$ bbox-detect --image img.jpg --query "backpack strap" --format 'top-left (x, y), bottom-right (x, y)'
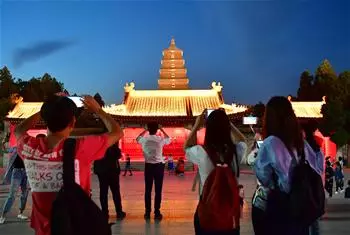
top-left (63, 138), bottom-right (77, 189)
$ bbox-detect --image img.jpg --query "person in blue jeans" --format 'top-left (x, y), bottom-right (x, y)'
top-left (0, 148), bottom-right (29, 224)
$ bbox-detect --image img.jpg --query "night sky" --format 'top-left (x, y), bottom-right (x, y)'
top-left (1, 0), bottom-right (349, 105)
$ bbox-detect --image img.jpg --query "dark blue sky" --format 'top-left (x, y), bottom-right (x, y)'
top-left (1, 0), bottom-right (349, 105)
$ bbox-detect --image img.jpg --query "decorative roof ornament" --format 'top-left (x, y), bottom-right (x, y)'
top-left (10, 94), bottom-right (23, 104)
top-left (211, 82), bottom-right (223, 92)
top-left (170, 37), bottom-right (176, 49)
top-left (124, 82), bottom-right (135, 93)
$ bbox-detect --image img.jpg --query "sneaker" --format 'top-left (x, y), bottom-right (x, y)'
top-left (154, 213), bottom-right (163, 221)
top-left (0, 217), bottom-right (5, 224)
top-left (116, 211), bottom-right (126, 221)
top-left (17, 214), bottom-right (28, 220)
top-left (144, 213), bottom-right (151, 220)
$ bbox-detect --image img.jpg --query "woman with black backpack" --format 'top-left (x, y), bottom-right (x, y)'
top-left (184, 109), bottom-right (247, 235)
top-left (301, 121), bottom-right (325, 235)
top-left (252, 96), bottom-right (324, 235)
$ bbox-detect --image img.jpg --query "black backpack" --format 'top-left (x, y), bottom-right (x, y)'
top-left (266, 148), bottom-right (325, 229)
top-left (288, 150), bottom-right (325, 226)
top-left (51, 139), bottom-right (111, 235)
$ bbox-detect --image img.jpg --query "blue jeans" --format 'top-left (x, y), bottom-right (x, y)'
top-left (1, 168), bottom-right (29, 215)
top-left (310, 219), bottom-right (320, 235)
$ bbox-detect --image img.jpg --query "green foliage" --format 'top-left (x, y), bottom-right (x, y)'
top-left (296, 60), bottom-right (350, 147)
top-left (297, 71), bottom-right (314, 101)
top-left (93, 93), bottom-right (105, 107)
top-left (252, 102), bottom-right (265, 118)
top-left (0, 66), bottom-right (66, 129)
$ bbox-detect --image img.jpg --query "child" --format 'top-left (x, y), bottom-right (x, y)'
top-left (334, 162), bottom-right (344, 193)
top-left (325, 160), bottom-right (334, 197)
top-left (175, 157), bottom-right (185, 176)
top-left (123, 155), bottom-right (133, 176)
top-left (167, 155), bottom-right (175, 175)
top-left (345, 180), bottom-right (350, 199)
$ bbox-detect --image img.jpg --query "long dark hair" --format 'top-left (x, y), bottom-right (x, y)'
top-left (203, 109), bottom-right (236, 164)
top-left (301, 120), bottom-right (321, 153)
top-left (263, 96), bottom-right (304, 154)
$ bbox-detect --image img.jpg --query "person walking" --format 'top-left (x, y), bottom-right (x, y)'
top-left (123, 154), bottom-right (133, 176)
top-left (0, 143), bottom-right (34, 224)
top-left (301, 121), bottom-right (325, 235)
top-left (325, 160), bottom-right (334, 198)
top-left (252, 96), bottom-right (324, 235)
top-left (334, 162), bottom-right (344, 194)
top-left (184, 109), bottom-right (247, 235)
top-left (94, 143), bottom-right (126, 221)
top-left (136, 122), bottom-right (170, 221)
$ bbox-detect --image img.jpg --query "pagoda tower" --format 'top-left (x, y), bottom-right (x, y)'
top-left (158, 38), bottom-right (189, 89)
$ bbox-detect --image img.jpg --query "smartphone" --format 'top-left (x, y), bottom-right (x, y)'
top-left (243, 116), bottom-right (257, 125)
top-left (206, 109), bottom-right (215, 118)
top-left (257, 141), bottom-right (263, 149)
top-left (68, 96), bottom-right (84, 108)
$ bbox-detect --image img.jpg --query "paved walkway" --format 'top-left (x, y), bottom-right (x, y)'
top-left (0, 171), bottom-right (350, 234)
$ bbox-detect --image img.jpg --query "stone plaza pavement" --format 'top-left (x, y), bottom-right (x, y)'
top-left (0, 170), bottom-right (350, 235)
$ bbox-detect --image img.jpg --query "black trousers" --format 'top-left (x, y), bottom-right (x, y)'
top-left (144, 163), bottom-right (165, 215)
top-left (97, 172), bottom-right (123, 217)
top-left (252, 205), bottom-right (309, 235)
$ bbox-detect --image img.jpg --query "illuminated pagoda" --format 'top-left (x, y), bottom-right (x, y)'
top-left (5, 38), bottom-right (248, 160)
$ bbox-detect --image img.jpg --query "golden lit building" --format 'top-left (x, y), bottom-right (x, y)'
top-left (6, 38), bottom-right (248, 159)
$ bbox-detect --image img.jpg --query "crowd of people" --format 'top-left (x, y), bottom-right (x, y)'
top-left (0, 95), bottom-right (349, 235)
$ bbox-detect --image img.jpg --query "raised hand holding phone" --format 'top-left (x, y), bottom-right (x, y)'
top-left (82, 95), bottom-right (102, 113)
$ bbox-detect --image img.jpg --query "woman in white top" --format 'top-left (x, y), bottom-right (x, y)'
top-left (252, 96), bottom-right (324, 235)
top-left (184, 109), bottom-right (247, 235)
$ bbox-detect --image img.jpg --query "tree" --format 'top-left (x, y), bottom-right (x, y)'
top-left (252, 102), bottom-right (265, 119)
top-left (313, 59), bottom-right (337, 100)
top-left (319, 70), bottom-right (350, 147)
top-left (297, 71), bottom-right (314, 101)
top-left (94, 93), bottom-right (105, 107)
top-left (0, 66), bottom-right (19, 99)
top-left (0, 66), bottom-right (66, 129)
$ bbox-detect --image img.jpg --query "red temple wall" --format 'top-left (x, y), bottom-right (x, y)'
top-left (120, 127), bottom-right (205, 161)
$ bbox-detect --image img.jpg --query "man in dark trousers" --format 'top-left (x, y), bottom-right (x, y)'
top-left (94, 143), bottom-right (126, 221)
top-left (136, 123), bottom-right (171, 221)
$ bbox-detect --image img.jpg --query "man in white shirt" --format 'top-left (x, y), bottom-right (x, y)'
top-left (136, 123), bottom-right (170, 220)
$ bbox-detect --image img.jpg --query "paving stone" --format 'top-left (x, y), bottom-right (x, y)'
top-left (0, 171), bottom-right (349, 234)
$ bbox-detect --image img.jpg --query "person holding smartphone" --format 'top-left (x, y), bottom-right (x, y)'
top-left (13, 95), bottom-right (123, 235)
top-left (136, 123), bottom-right (171, 220)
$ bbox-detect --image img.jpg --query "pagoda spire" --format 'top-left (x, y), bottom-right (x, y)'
top-left (158, 38), bottom-right (189, 90)
top-left (170, 37), bottom-right (176, 48)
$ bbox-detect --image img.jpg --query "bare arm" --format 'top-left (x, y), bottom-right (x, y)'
top-left (184, 112), bottom-right (205, 150)
top-left (159, 128), bottom-right (169, 138)
top-left (83, 96), bottom-right (123, 146)
top-left (15, 112), bottom-right (41, 140)
top-left (95, 109), bottom-right (123, 146)
top-left (230, 122), bottom-right (246, 143)
top-left (136, 129), bottom-right (147, 142)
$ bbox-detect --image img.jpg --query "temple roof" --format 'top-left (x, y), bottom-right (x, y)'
top-left (6, 82), bottom-right (247, 122)
top-left (105, 82), bottom-right (246, 116)
top-left (289, 96), bottom-right (325, 118)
